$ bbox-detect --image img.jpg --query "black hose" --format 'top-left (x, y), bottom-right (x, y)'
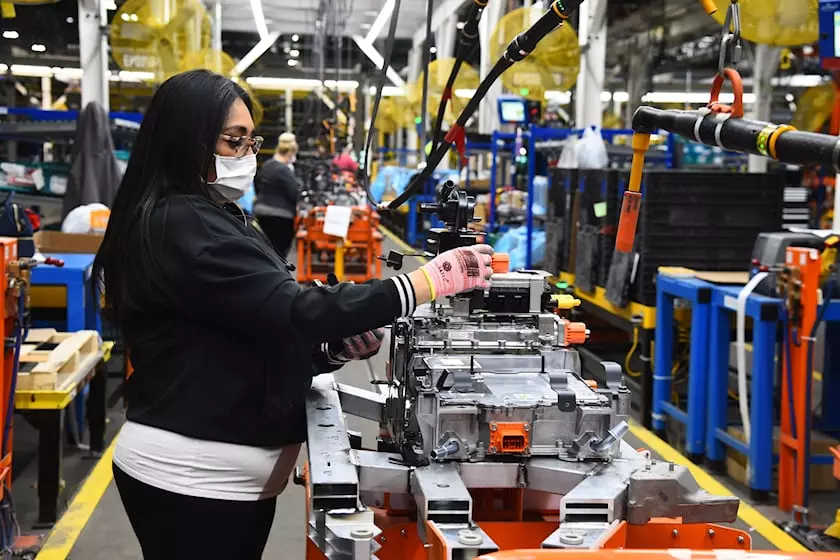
top-left (419, 0), bottom-right (434, 160)
top-left (387, 59), bottom-right (509, 210)
top-left (386, 0), bottom-right (584, 210)
top-left (360, 0), bottom-right (403, 206)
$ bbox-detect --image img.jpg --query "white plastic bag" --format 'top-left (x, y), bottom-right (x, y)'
top-left (556, 134), bottom-right (579, 168)
top-left (577, 126), bottom-right (609, 169)
top-left (62, 203), bottom-right (110, 233)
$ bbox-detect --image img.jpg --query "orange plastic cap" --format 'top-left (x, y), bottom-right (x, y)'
top-left (491, 253), bottom-right (510, 274)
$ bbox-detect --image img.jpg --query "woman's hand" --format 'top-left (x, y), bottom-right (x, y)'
top-left (336, 328), bottom-right (385, 360)
top-left (414, 244), bottom-right (495, 300)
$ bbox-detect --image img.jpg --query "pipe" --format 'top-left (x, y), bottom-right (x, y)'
top-left (430, 439), bottom-right (460, 460)
top-left (735, 272), bottom-right (768, 443)
top-left (590, 421), bottom-right (629, 452)
top-left (632, 107), bottom-right (840, 171)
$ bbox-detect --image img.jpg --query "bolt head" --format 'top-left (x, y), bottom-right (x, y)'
top-left (351, 528), bottom-right (374, 539)
top-left (737, 535), bottom-right (745, 544)
top-left (400, 528), bottom-right (407, 536)
top-left (490, 423), bottom-right (497, 431)
top-left (707, 529), bottom-right (715, 537)
top-left (524, 424), bottom-right (530, 431)
top-left (489, 446), bottom-right (497, 453)
top-left (672, 529), bottom-right (679, 537)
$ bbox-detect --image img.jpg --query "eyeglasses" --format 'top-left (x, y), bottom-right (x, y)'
top-left (219, 134), bottom-right (264, 157)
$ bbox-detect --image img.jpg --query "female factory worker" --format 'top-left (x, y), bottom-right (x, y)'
top-left (93, 69), bottom-right (494, 560)
top-left (253, 132), bottom-right (300, 257)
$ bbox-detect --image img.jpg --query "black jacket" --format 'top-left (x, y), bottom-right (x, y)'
top-left (254, 159), bottom-right (298, 219)
top-left (122, 195), bottom-right (417, 447)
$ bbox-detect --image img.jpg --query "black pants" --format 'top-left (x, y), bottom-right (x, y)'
top-left (113, 464), bottom-right (276, 559)
top-left (257, 215), bottom-right (296, 258)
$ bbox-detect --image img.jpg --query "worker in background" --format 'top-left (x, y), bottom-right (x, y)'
top-left (92, 69), bottom-right (495, 560)
top-left (253, 132), bottom-right (299, 257)
top-left (332, 141), bottom-right (359, 174)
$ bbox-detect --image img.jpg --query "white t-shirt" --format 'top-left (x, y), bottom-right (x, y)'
top-left (113, 421), bottom-right (300, 501)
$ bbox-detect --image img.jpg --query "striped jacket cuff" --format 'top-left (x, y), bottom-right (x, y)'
top-left (321, 341), bottom-right (350, 366)
top-left (388, 275), bottom-right (417, 317)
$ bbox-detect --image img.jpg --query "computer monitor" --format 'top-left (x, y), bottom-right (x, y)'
top-left (498, 97), bottom-right (527, 124)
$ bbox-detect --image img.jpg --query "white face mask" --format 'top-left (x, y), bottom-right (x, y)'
top-left (207, 153), bottom-right (257, 201)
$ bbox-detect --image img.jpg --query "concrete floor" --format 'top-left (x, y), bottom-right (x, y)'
top-left (23, 236), bottom-right (838, 558)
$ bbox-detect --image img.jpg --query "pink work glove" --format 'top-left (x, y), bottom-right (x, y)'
top-left (335, 328), bottom-right (386, 361)
top-left (420, 244), bottom-right (494, 299)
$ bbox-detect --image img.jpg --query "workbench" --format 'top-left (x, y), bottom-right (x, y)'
top-left (30, 253), bottom-right (101, 333)
top-left (15, 341), bottom-right (109, 526)
top-left (705, 285), bottom-right (840, 500)
top-left (557, 271), bottom-right (656, 427)
top-left (653, 273), bottom-right (713, 462)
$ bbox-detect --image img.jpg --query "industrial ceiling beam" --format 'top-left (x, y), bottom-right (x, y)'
top-left (232, 31), bottom-right (282, 77)
top-left (249, 0), bottom-right (270, 40)
top-left (352, 35), bottom-right (406, 88)
top-left (412, 0), bottom-right (467, 47)
top-left (364, 0), bottom-right (396, 43)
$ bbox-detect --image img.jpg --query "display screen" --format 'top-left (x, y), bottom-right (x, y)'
top-left (499, 100), bottom-right (527, 123)
top-left (835, 12), bottom-right (840, 57)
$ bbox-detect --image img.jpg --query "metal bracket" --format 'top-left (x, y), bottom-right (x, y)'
top-left (547, 369), bottom-right (577, 412)
top-left (626, 461), bottom-right (740, 524)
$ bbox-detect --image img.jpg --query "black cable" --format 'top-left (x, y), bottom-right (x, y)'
top-left (419, 0), bottom-right (434, 160)
top-left (359, 0), bottom-right (402, 206)
top-left (387, 59), bottom-right (509, 209)
top-left (387, 0), bottom-right (585, 210)
top-left (430, 0), bottom-right (486, 152)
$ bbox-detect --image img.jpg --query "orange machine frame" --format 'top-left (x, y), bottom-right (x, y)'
top-left (302, 462), bottom-right (762, 560)
top-left (0, 238), bottom-right (19, 502)
top-left (778, 246), bottom-right (821, 516)
top-left (295, 205), bottom-right (383, 283)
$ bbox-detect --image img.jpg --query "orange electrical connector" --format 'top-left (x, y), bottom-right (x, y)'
top-left (489, 422), bottom-right (529, 454)
top-left (564, 321), bottom-right (588, 345)
top-left (491, 253), bottom-right (510, 274)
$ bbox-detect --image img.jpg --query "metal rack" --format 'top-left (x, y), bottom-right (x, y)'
top-left (488, 127), bottom-right (677, 269)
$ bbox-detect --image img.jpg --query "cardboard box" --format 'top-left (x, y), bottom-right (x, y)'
top-left (726, 426), bottom-right (839, 492)
top-left (35, 230), bottom-right (103, 254)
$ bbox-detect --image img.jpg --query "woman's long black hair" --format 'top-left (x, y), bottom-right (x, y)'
top-left (93, 69), bottom-right (253, 324)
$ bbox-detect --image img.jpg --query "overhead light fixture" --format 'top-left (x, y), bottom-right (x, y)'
top-left (246, 77), bottom-right (359, 90)
top-left (130, 13), bottom-right (138, 22)
top-left (360, 23), bottom-right (372, 29)
top-left (364, 10), bottom-right (379, 16)
top-left (364, 0), bottom-right (395, 43)
top-left (105, 0), bottom-right (117, 9)
top-left (2, 30), bottom-right (18, 40)
top-left (367, 85), bottom-right (404, 97)
top-left (612, 91), bottom-right (630, 103)
top-left (430, 46), bottom-right (437, 54)
top-left (66, 16), bottom-right (74, 24)
top-left (287, 59), bottom-right (299, 67)
top-left (31, 44), bottom-right (46, 53)
top-left (456, 22), bottom-right (465, 30)
top-left (292, 34), bottom-right (300, 42)
top-left (290, 49), bottom-right (300, 57)
top-left (120, 13), bottom-right (130, 21)
top-left (249, 0), bottom-right (270, 40)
